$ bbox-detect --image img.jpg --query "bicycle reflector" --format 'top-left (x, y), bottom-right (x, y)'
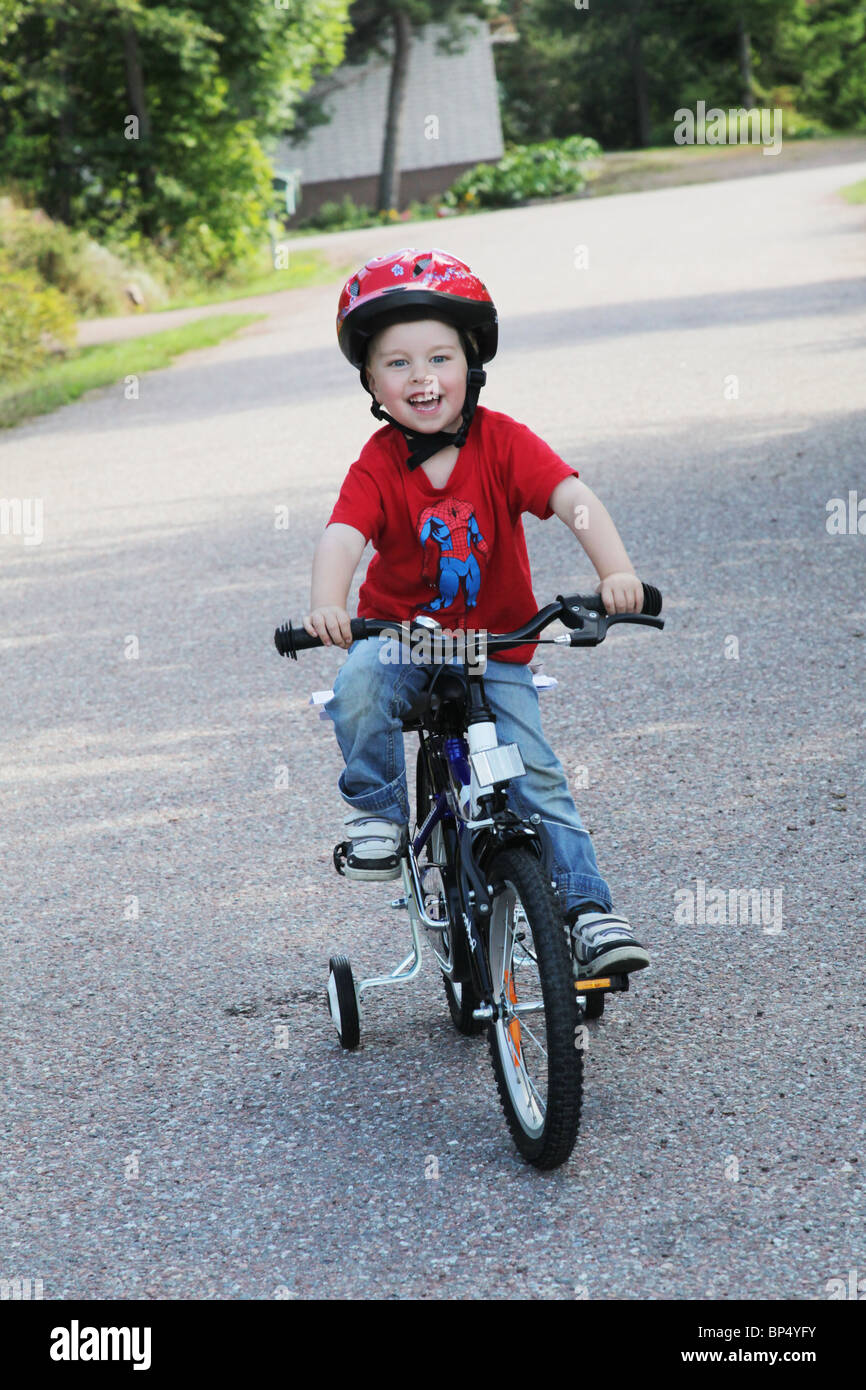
top-left (469, 743), bottom-right (526, 787)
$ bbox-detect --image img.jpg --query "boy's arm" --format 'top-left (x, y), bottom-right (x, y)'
top-left (548, 476), bottom-right (643, 614)
top-left (304, 522), bottom-right (367, 647)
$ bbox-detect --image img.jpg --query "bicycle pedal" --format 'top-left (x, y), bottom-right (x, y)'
top-left (390, 896), bottom-right (408, 909)
top-left (333, 841), bottom-right (349, 876)
top-left (574, 973), bottom-right (629, 994)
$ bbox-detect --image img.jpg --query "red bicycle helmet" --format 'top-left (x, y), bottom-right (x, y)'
top-left (336, 248), bottom-right (498, 469)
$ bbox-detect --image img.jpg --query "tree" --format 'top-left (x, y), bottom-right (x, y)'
top-left (0, 1), bottom-right (353, 268)
top-left (0, 0), bottom-right (26, 42)
top-left (793, 0), bottom-right (866, 130)
top-left (494, 0), bottom-right (805, 151)
top-left (337, 0), bottom-right (498, 211)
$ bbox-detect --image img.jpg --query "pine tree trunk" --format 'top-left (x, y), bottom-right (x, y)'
top-left (378, 10), bottom-right (412, 212)
top-left (737, 14), bottom-right (755, 109)
top-left (122, 23), bottom-right (156, 235)
top-left (627, 2), bottom-right (651, 148)
top-left (55, 19), bottom-right (73, 223)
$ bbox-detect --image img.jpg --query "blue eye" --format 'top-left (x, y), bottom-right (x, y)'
top-left (386, 354), bottom-right (449, 367)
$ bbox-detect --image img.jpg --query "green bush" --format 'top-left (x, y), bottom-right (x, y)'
top-left (780, 109), bottom-right (831, 140)
top-left (0, 252), bottom-right (76, 381)
top-left (443, 135), bottom-right (602, 210)
top-left (293, 140), bottom-right (605, 230)
top-left (296, 194), bottom-right (376, 231)
top-left (295, 193), bottom-right (460, 234)
top-left (686, 103), bottom-right (831, 147)
top-left (0, 196), bottom-right (167, 315)
top-left (155, 122), bottom-right (275, 285)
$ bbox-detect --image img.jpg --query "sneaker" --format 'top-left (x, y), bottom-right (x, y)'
top-left (340, 810), bottom-right (407, 882)
top-left (566, 903), bottom-right (650, 978)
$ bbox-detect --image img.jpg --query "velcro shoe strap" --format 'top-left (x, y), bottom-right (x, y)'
top-left (343, 814), bottom-right (404, 849)
top-left (573, 913), bottom-right (635, 946)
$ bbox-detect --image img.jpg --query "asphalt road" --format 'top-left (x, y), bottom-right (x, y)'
top-left (2, 161), bottom-right (865, 1301)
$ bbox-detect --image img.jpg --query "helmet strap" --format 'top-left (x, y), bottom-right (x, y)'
top-left (367, 365), bottom-right (487, 471)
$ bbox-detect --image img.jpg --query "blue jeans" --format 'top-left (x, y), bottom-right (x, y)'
top-left (323, 637), bottom-right (612, 916)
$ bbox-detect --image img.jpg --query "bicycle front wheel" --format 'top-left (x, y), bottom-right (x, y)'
top-left (485, 847), bottom-right (583, 1169)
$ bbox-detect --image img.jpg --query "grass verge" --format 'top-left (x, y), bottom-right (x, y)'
top-left (583, 135), bottom-right (866, 199)
top-left (840, 178), bottom-right (866, 204)
top-left (159, 247), bottom-right (343, 310)
top-left (0, 312), bottom-right (263, 430)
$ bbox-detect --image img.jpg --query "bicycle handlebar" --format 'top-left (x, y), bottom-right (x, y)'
top-left (274, 584), bottom-right (663, 660)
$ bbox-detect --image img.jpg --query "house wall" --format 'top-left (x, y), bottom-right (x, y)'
top-left (277, 16), bottom-right (503, 224)
top-left (286, 160), bottom-right (478, 225)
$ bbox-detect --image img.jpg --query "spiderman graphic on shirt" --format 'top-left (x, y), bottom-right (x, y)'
top-left (417, 496), bottom-right (489, 611)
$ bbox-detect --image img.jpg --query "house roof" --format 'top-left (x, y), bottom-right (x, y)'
top-left (277, 16), bottom-right (504, 183)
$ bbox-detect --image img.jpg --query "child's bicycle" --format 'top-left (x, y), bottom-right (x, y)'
top-left (274, 586), bottom-right (664, 1169)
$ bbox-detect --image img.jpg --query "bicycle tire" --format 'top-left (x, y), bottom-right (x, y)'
top-left (415, 744), bottom-right (484, 1036)
top-left (485, 846), bottom-right (583, 1169)
top-left (326, 954), bottom-right (360, 1050)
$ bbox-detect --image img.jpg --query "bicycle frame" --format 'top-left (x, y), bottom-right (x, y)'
top-left (353, 666), bottom-right (544, 1017)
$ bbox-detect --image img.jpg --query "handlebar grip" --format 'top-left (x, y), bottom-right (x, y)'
top-left (574, 583), bottom-right (663, 618)
top-left (640, 583), bottom-right (662, 617)
top-left (274, 616), bottom-right (368, 659)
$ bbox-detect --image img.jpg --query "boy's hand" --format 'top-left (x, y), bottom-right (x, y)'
top-left (596, 572), bottom-right (643, 615)
top-left (303, 606), bottom-right (354, 648)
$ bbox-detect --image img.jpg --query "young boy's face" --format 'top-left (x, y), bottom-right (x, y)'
top-left (364, 319), bottom-right (468, 436)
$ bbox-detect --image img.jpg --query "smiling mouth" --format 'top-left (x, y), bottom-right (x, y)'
top-left (407, 393), bottom-right (441, 413)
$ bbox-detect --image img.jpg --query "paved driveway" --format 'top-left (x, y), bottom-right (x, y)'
top-left (2, 161), bottom-right (865, 1299)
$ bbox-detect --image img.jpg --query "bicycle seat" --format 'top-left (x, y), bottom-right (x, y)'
top-left (408, 667), bottom-right (472, 733)
top-left (400, 687), bottom-right (431, 730)
top-left (399, 667), bottom-right (471, 731)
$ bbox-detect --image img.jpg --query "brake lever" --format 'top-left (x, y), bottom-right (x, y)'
top-left (567, 612), bottom-right (665, 646)
top-left (555, 596), bottom-right (599, 630)
top-left (605, 613), bottom-right (665, 630)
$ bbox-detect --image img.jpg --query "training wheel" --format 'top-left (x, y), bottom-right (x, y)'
top-left (327, 954), bottom-right (360, 1049)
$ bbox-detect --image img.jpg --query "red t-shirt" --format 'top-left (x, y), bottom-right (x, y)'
top-left (327, 405), bottom-right (578, 663)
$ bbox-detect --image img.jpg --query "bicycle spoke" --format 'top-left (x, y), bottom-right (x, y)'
top-left (517, 1057), bottom-right (545, 1118)
top-left (516, 1015), bottom-right (548, 1060)
top-left (513, 943), bottom-right (537, 969)
top-left (505, 1030), bottom-right (539, 1109)
top-left (487, 861), bottom-right (574, 1149)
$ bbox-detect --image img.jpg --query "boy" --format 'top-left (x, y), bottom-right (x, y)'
top-left (302, 248), bottom-right (648, 978)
